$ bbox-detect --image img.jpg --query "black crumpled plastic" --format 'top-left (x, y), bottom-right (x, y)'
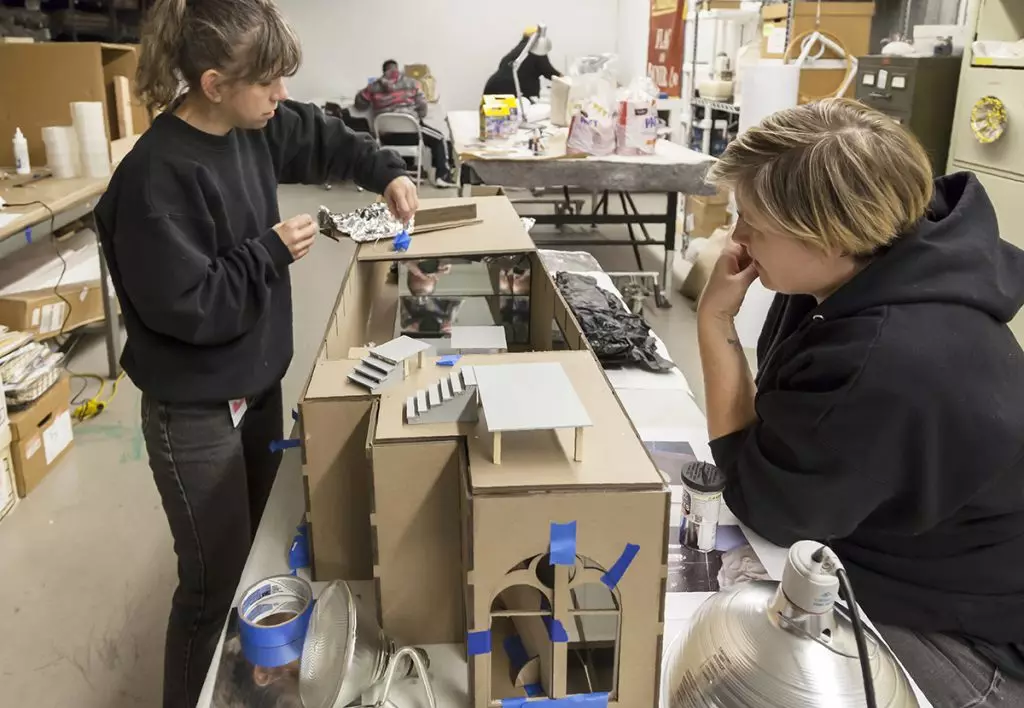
top-left (555, 272), bottom-right (674, 372)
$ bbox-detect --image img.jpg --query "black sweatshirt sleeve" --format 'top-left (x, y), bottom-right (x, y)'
top-left (113, 211), bottom-right (292, 346)
top-left (710, 329), bottom-right (902, 547)
top-left (263, 99), bottom-right (406, 192)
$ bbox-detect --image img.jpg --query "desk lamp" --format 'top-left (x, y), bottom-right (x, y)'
top-left (512, 24), bottom-right (552, 123)
top-left (664, 541), bottom-right (920, 707)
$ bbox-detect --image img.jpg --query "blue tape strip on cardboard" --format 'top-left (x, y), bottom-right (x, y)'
top-left (502, 635), bottom-right (544, 697)
top-left (437, 354), bottom-right (462, 367)
top-left (600, 543), bottom-right (640, 590)
top-left (269, 438), bottom-right (301, 453)
top-left (501, 692), bottom-right (609, 707)
top-left (237, 575), bottom-right (314, 668)
top-left (542, 616), bottom-right (569, 643)
top-left (549, 521), bottom-right (577, 566)
top-left (467, 629), bottom-right (492, 656)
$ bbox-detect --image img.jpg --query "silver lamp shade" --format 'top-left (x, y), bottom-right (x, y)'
top-left (665, 542), bottom-right (920, 708)
top-left (299, 580), bottom-right (435, 708)
top-left (530, 25), bottom-right (553, 56)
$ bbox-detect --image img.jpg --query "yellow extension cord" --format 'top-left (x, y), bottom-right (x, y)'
top-left (70, 370), bottom-right (126, 423)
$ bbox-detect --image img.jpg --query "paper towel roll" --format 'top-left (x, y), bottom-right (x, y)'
top-left (738, 61), bottom-right (800, 134)
top-left (42, 126), bottom-right (81, 179)
top-left (71, 102), bottom-right (110, 178)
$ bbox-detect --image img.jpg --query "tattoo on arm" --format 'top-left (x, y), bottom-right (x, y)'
top-left (727, 337), bottom-right (743, 352)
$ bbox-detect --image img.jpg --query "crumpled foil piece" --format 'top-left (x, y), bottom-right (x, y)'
top-left (318, 203), bottom-right (415, 243)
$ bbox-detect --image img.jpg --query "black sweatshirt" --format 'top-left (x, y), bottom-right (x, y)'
top-left (95, 100), bottom-right (406, 403)
top-left (484, 37), bottom-right (561, 99)
top-left (711, 173), bottom-right (1024, 663)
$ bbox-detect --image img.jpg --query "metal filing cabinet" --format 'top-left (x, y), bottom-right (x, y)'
top-left (855, 55), bottom-right (962, 176)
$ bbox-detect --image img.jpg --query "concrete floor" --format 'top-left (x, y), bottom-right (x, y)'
top-left (0, 183), bottom-right (706, 707)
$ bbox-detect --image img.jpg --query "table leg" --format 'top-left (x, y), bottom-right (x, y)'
top-left (657, 192), bottom-right (679, 309)
top-left (94, 215), bottom-right (122, 379)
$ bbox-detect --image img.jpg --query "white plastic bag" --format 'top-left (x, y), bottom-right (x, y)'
top-left (615, 77), bottom-right (659, 156)
top-left (566, 72), bottom-right (617, 156)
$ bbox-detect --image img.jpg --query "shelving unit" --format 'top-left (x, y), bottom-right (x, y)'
top-left (0, 0), bottom-right (149, 43)
top-left (684, 3), bottom-right (761, 155)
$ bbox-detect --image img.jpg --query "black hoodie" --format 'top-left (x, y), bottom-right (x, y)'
top-left (95, 100), bottom-right (406, 403)
top-left (711, 173), bottom-right (1024, 663)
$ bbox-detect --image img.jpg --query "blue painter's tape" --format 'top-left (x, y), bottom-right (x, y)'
top-left (543, 616), bottom-right (569, 643)
top-left (503, 635), bottom-right (530, 670)
top-left (601, 543), bottom-right (641, 590)
top-left (237, 575), bottom-right (314, 668)
top-left (525, 683), bottom-right (545, 697)
top-left (501, 693), bottom-right (609, 707)
top-left (291, 408), bottom-right (299, 421)
top-left (269, 438), bottom-right (301, 453)
top-left (288, 524), bottom-right (310, 571)
top-left (393, 230), bottom-right (412, 252)
top-left (467, 629), bottom-right (491, 656)
top-left (437, 354), bottom-right (462, 367)
top-left (24, 227), bottom-right (32, 244)
top-left (549, 521), bottom-right (577, 566)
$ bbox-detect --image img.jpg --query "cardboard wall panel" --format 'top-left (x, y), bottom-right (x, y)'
top-left (301, 397), bottom-right (375, 580)
top-left (370, 439), bottom-right (466, 645)
top-left (529, 253), bottom-right (555, 352)
top-left (468, 489), bottom-right (667, 707)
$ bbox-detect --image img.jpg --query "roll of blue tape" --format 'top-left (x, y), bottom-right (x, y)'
top-left (237, 575), bottom-right (314, 668)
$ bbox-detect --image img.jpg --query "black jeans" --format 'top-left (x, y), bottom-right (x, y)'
top-left (381, 122), bottom-right (453, 181)
top-left (879, 624), bottom-right (1024, 707)
top-left (141, 385), bottom-right (283, 708)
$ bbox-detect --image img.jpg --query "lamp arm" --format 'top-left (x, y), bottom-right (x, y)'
top-left (512, 33), bottom-right (539, 119)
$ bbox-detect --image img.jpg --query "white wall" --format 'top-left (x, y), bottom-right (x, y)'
top-left (277, 0), bottom-right (625, 111)
top-left (615, 0), bottom-right (651, 85)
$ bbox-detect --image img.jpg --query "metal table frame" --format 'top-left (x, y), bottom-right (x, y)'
top-left (0, 190), bottom-right (121, 379)
top-left (458, 165), bottom-right (683, 308)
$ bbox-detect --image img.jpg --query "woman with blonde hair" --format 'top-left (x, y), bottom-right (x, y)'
top-left (94, 1), bottom-right (415, 705)
top-left (698, 98), bottom-right (1024, 707)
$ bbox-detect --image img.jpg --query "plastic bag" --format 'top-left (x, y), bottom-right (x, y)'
top-left (615, 77), bottom-right (659, 156)
top-left (555, 272), bottom-right (674, 372)
top-left (566, 72), bottom-right (617, 157)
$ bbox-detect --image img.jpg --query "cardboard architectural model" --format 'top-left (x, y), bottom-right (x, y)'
top-left (346, 335), bottom-right (431, 391)
top-left (300, 196), bottom-right (669, 707)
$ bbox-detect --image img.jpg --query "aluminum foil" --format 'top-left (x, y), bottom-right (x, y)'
top-left (318, 203), bottom-right (414, 244)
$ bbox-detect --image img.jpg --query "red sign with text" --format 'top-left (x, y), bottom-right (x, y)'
top-left (648, 0), bottom-right (686, 97)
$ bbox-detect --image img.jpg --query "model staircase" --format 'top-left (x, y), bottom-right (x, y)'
top-left (405, 366), bottom-right (480, 425)
top-left (347, 352), bottom-right (402, 391)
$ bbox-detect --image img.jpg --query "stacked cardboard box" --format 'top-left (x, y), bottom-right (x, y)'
top-left (9, 374), bottom-right (72, 498)
top-left (685, 188), bottom-right (731, 238)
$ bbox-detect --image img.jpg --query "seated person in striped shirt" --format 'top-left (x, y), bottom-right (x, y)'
top-left (356, 60), bottom-right (455, 188)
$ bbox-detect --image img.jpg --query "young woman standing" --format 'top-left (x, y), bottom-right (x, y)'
top-left (94, 2), bottom-right (416, 705)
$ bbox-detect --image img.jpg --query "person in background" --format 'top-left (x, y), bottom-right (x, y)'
top-left (93, 1), bottom-right (415, 706)
top-left (483, 26), bottom-right (561, 100)
top-left (356, 59), bottom-right (455, 188)
top-left (698, 98), bottom-right (1024, 707)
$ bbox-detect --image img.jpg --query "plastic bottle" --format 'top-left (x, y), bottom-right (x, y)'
top-left (13, 127), bottom-right (30, 175)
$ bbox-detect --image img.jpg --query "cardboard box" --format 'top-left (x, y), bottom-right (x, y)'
top-left (10, 375), bottom-right (72, 498)
top-left (760, 2), bottom-right (875, 60)
top-left (681, 227), bottom-right (730, 301)
top-left (0, 425), bottom-right (16, 524)
top-left (299, 195), bottom-right (669, 706)
top-left (404, 64), bottom-right (438, 103)
top-left (685, 195), bottom-right (731, 238)
top-left (0, 42), bottom-right (152, 166)
top-left (0, 281), bottom-right (106, 340)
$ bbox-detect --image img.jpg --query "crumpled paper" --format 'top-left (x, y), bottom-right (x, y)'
top-left (318, 203), bottom-right (415, 243)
